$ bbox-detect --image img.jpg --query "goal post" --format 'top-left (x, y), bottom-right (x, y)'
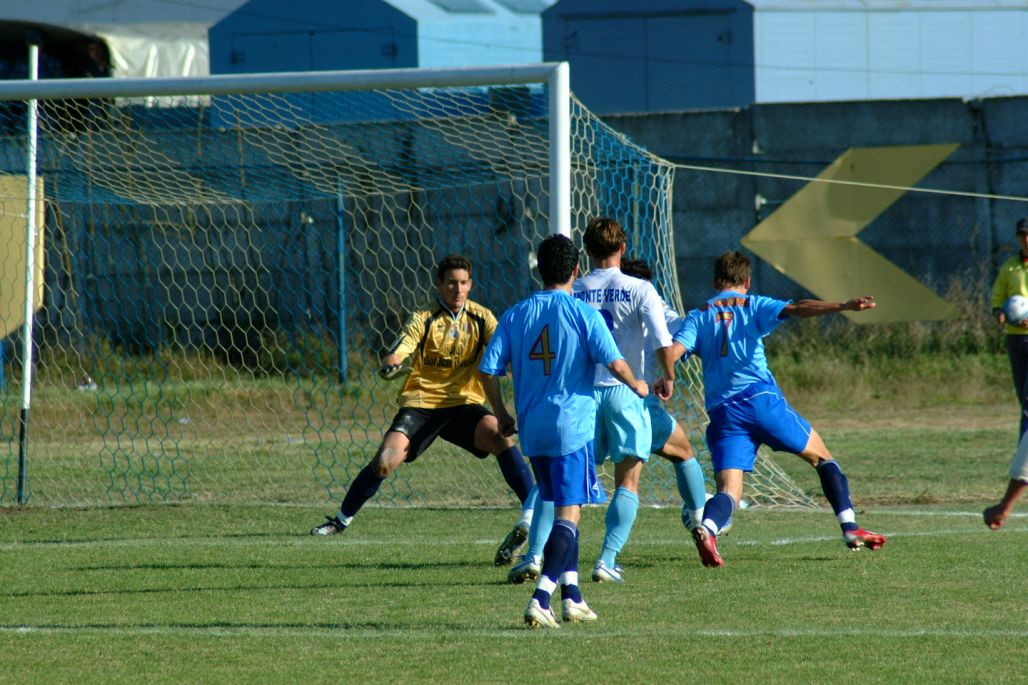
top-left (0, 64), bottom-right (814, 510)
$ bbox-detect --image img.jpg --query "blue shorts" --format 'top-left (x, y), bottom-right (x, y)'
top-left (530, 442), bottom-right (608, 507)
top-left (706, 384), bottom-right (811, 473)
top-left (593, 384), bottom-right (651, 465)
top-left (645, 395), bottom-right (676, 453)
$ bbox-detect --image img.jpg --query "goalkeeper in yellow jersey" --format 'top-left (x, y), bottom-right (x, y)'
top-left (311, 255), bottom-right (536, 565)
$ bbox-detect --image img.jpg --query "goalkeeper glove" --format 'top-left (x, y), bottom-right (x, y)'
top-left (378, 363), bottom-right (407, 380)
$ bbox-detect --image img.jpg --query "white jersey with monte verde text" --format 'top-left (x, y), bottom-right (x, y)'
top-left (641, 299), bottom-right (684, 385)
top-left (573, 266), bottom-right (673, 386)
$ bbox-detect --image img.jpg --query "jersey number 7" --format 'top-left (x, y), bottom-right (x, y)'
top-left (717, 311), bottom-right (733, 357)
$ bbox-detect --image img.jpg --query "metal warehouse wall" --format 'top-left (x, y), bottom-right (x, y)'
top-left (605, 95), bottom-right (1028, 312)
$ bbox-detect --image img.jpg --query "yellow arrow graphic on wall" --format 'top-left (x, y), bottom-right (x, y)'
top-left (741, 144), bottom-right (961, 323)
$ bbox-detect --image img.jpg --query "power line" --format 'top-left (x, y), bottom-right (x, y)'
top-left (672, 162), bottom-right (1028, 204)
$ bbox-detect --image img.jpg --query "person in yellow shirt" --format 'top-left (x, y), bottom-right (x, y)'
top-left (311, 255), bottom-right (535, 565)
top-left (989, 217), bottom-right (1028, 439)
top-left (985, 217), bottom-right (1028, 529)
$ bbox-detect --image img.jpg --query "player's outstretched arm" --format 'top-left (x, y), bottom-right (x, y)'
top-left (608, 359), bottom-right (649, 399)
top-left (480, 372), bottom-right (517, 437)
top-left (653, 343), bottom-right (678, 397)
top-left (782, 296), bottom-right (876, 319)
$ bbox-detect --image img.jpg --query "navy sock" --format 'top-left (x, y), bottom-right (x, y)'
top-left (816, 460), bottom-right (858, 532)
top-left (339, 463), bottom-right (385, 519)
top-left (560, 527), bottom-right (582, 603)
top-left (533, 518), bottom-right (577, 610)
top-left (816, 460), bottom-right (853, 513)
top-left (702, 492), bottom-right (735, 535)
top-left (496, 446), bottom-right (533, 503)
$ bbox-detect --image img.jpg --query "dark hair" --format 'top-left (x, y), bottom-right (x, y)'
top-left (1017, 217), bottom-right (1028, 233)
top-left (582, 217), bottom-right (627, 259)
top-left (537, 234), bottom-right (579, 286)
top-left (713, 251), bottom-right (751, 288)
top-left (620, 256), bottom-right (652, 281)
top-left (436, 255), bottom-right (472, 283)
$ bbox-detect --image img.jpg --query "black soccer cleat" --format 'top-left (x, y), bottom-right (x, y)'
top-left (310, 515), bottom-right (347, 536)
top-left (494, 522), bottom-right (530, 566)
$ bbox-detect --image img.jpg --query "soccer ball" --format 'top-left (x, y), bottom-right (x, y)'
top-left (1005, 295), bottom-right (1028, 324)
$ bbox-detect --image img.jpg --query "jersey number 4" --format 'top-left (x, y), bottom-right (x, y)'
top-left (529, 325), bottom-right (555, 375)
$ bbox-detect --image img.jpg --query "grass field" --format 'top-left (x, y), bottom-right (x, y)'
top-left (2, 401), bottom-right (1026, 684)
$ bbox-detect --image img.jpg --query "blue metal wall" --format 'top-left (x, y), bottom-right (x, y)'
top-left (208, 0), bottom-right (418, 74)
top-left (542, 0), bottom-right (755, 115)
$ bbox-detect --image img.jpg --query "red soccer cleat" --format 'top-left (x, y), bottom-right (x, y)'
top-left (692, 525), bottom-right (724, 567)
top-left (844, 528), bottom-right (887, 551)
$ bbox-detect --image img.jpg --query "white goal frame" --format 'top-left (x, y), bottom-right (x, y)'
top-left (0, 62), bottom-right (572, 239)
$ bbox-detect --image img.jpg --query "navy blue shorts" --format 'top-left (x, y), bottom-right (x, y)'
top-left (530, 441), bottom-right (608, 507)
top-left (706, 384), bottom-right (811, 473)
top-left (388, 404), bottom-right (492, 461)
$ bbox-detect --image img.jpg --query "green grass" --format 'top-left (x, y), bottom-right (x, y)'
top-left (4, 340), bottom-right (1028, 682)
top-left (2, 496), bottom-right (1025, 682)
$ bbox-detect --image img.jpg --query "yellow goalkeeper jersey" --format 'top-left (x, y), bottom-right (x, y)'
top-left (990, 254), bottom-right (1028, 335)
top-left (388, 298), bottom-right (498, 409)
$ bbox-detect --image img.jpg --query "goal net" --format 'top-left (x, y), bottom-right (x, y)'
top-left (0, 65), bottom-right (814, 509)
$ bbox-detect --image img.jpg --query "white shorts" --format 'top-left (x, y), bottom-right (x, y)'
top-left (593, 384), bottom-right (651, 465)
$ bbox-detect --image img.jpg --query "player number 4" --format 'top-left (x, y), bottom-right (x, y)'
top-left (529, 325), bottom-right (555, 375)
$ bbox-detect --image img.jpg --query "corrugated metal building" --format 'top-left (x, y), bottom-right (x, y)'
top-left (209, 0), bottom-right (554, 74)
top-left (751, 0), bottom-right (1028, 103)
top-left (543, 0), bottom-right (1028, 114)
top-left (542, 0), bottom-right (755, 114)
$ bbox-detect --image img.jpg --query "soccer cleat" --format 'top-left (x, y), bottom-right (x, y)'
top-left (508, 554), bottom-right (542, 584)
top-left (524, 599), bottom-right (560, 629)
top-left (692, 525), bottom-right (724, 568)
top-left (844, 528), bottom-right (887, 551)
top-left (561, 598), bottom-right (598, 623)
top-left (680, 505), bottom-right (693, 531)
top-left (310, 515), bottom-right (347, 536)
top-left (591, 559), bottom-right (625, 583)
top-left (494, 522), bottom-right (530, 566)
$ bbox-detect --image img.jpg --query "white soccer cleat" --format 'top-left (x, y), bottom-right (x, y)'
top-left (591, 559), bottom-right (624, 583)
top-left (524, 599), bottom-right (560, 629)
top-left (561, 599), bottom-right (598, 623)
top-left (508, 554), bottom-right (542, 584)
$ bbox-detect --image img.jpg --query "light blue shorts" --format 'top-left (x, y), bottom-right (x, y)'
top-left (706, 383), bottom-right (811, 473)
top-left (593, 384), bottom-right (652, 465)
top-left (529, 441), bottom-right (608, 507)
top-left (645, 395), bottom-right (676, 453)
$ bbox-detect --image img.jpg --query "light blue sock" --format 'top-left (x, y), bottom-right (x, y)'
top-left (674, 458), bottom-right (708, 514)
top-left (599, 487), bottom-right (639, 567)
top-left (526, 491), bottom-right (553, 560)
top-left (519, 485), bottom-right (537, 527)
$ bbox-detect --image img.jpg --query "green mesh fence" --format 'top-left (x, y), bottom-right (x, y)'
top-left (0, 73), bottom-right (813, 509)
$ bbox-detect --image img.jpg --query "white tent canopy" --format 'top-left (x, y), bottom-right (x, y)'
top-left (0, 0), bottom-right (247, 78)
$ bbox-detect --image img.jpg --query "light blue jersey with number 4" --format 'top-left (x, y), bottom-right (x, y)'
top-left (480, 289), bottom-right (623, 457)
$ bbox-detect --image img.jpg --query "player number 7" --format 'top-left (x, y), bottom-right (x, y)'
top-left (717, 311), bottom-right (733, 357)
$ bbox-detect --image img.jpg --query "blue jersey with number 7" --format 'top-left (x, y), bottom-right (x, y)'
top-left (480, 289), bottom-right (623, 457)
top-left (673, 290), bottom-right (789, 410)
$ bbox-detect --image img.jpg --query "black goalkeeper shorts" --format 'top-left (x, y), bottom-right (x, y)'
top-left (387, 404), bottom-right (492, 462)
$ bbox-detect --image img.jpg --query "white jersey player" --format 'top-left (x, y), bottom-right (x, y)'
top-left (572, 218), bottom-right (676, 584)
top-left (618, 257), bottom-right (709, 534)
